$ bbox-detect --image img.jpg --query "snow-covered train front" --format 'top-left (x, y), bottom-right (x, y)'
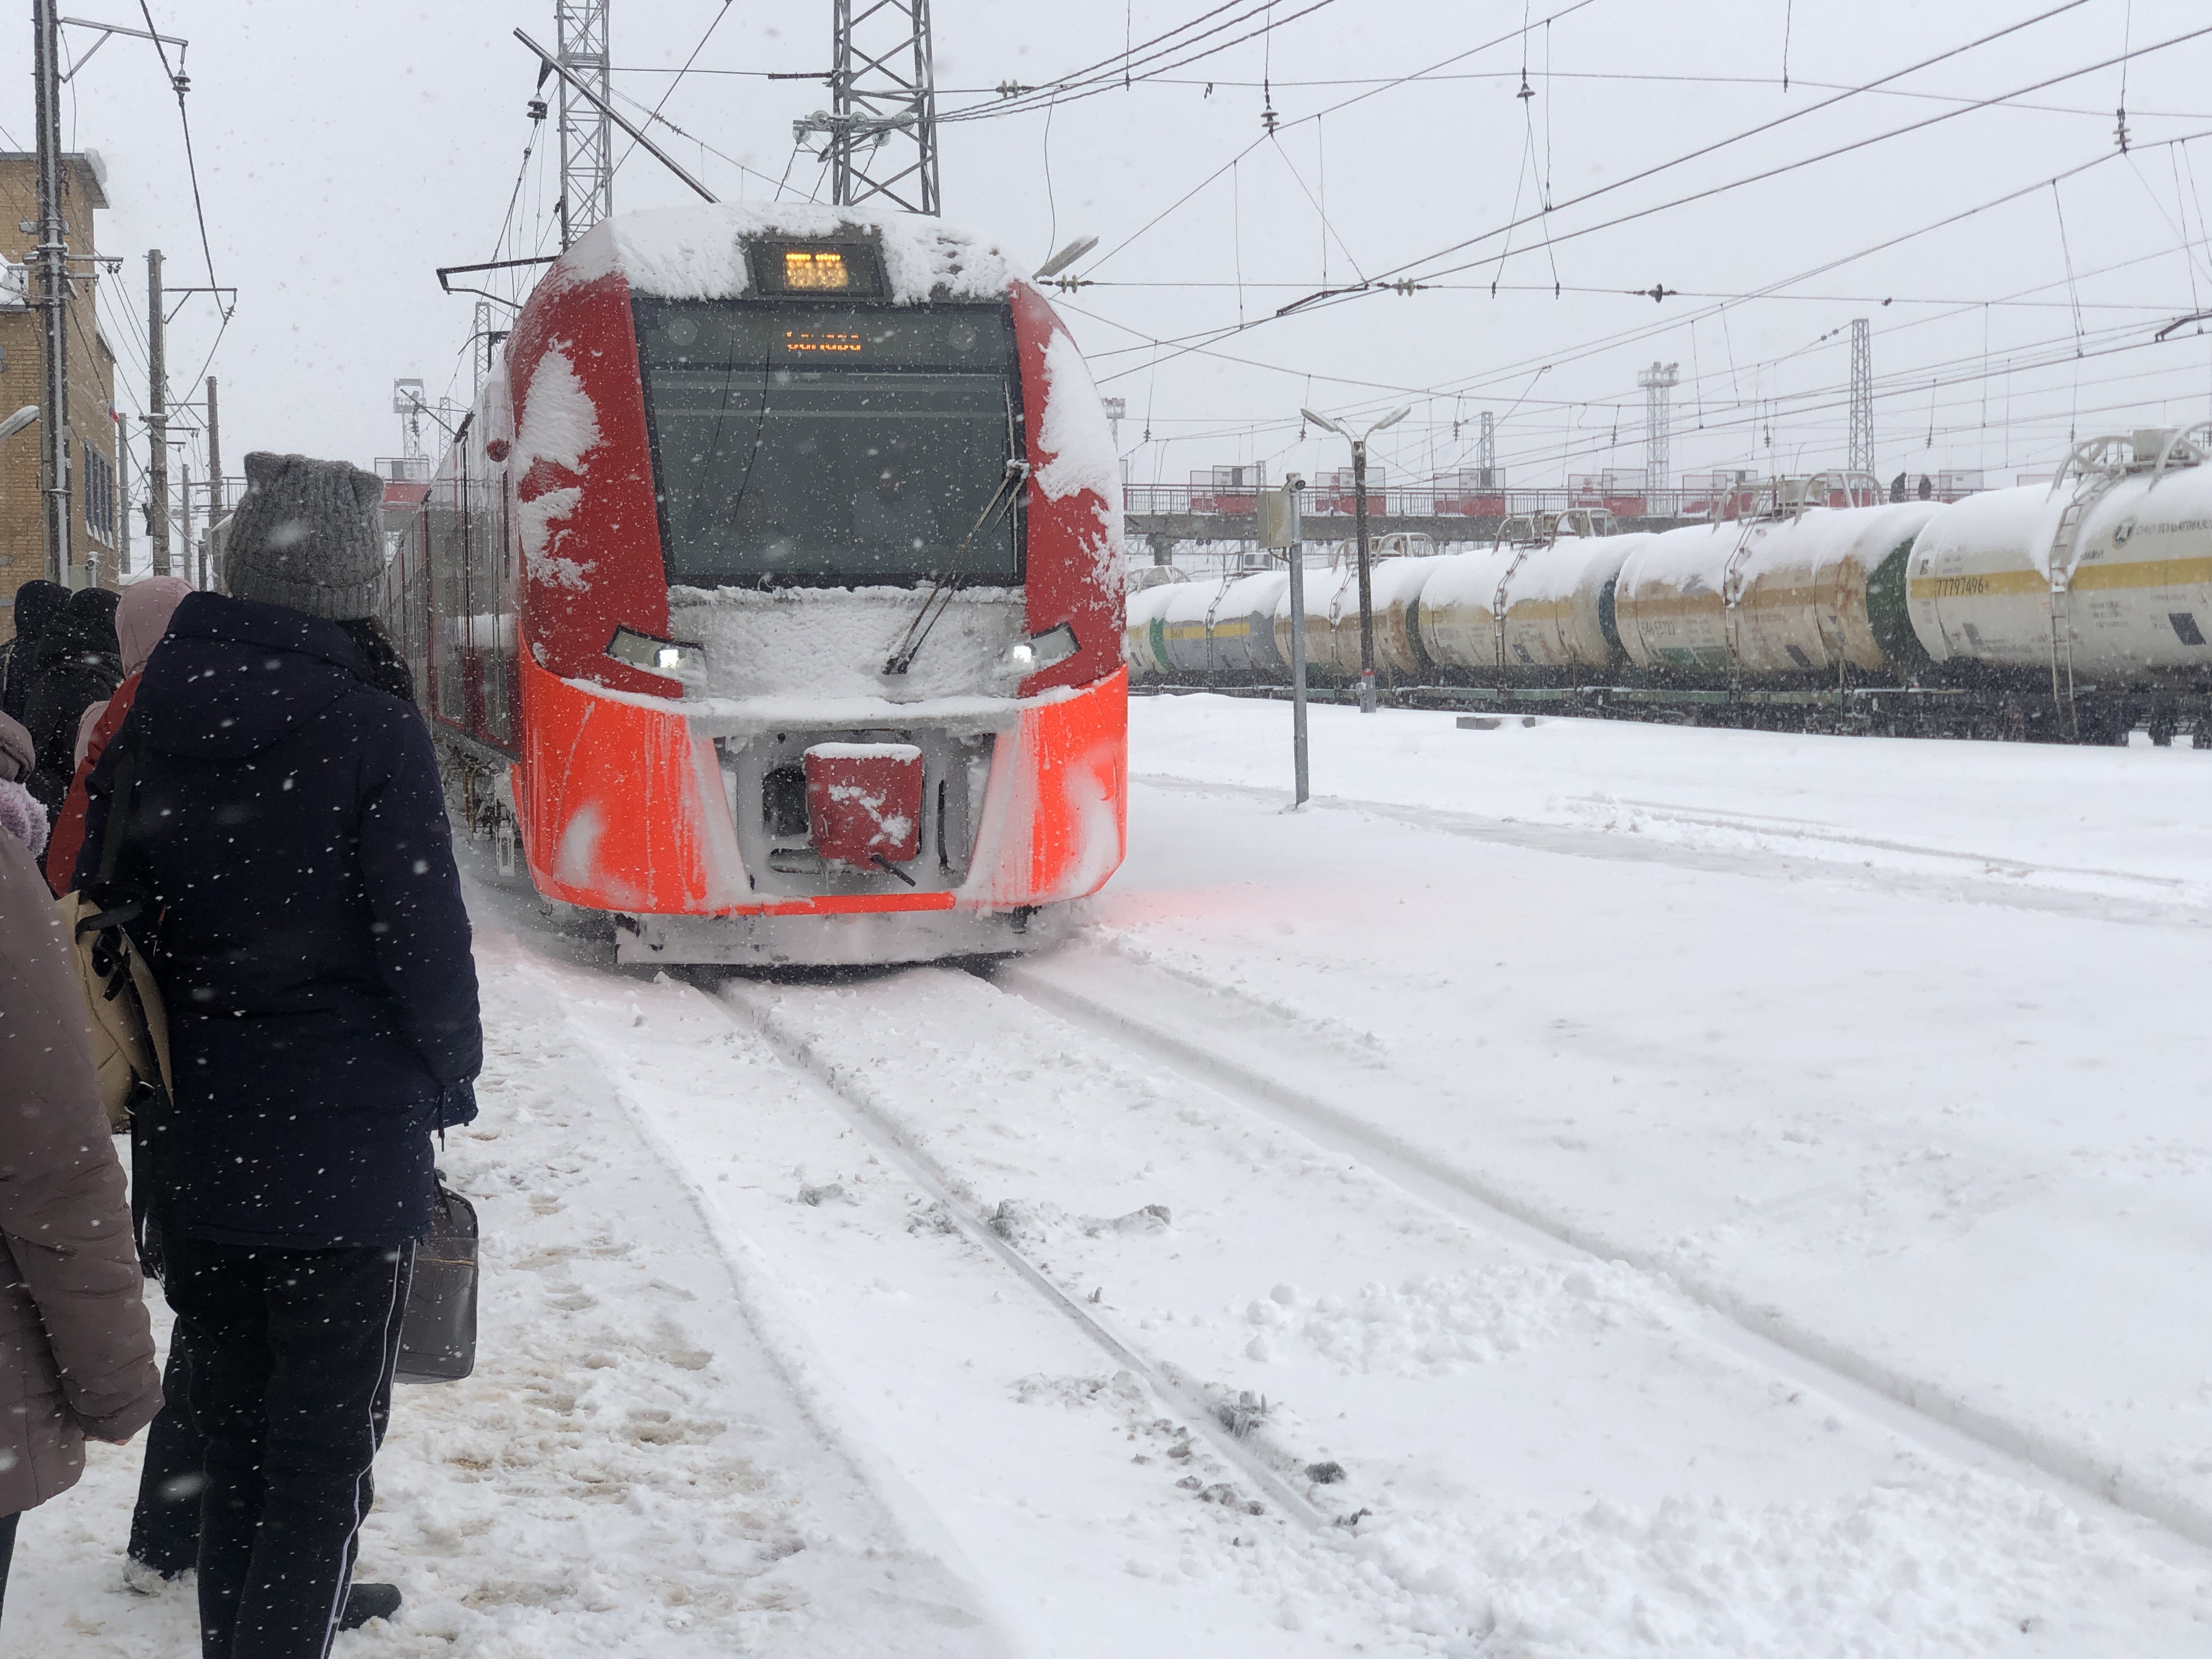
top-left (381, 205), bottom-right (1127, 963)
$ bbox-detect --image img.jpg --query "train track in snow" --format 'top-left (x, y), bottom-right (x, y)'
top-left (983, 948), bottom-right (2212, 1565)
top-left (1131, 774), bottom-right (2212, 929)
top-left (702, 974), bottom-right (1342, 1537)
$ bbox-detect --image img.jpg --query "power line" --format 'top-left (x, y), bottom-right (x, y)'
top-left (938, 0), bottom-right (1263, 122)
top-left (1087, 32), bottom-right (2208, 397)
top-left (1075, 126), bottom-right (2212, 478)
top-left (941, 0), bottom-right (1345, 126)
top-left (1386, 18), bottom-right (2212, 298)
top-left (610, 0), bottom-right (732, 182)
top-left (606, 86), bottom-right (816, 198)
top-left (136, 1), bottom-right (223, 301)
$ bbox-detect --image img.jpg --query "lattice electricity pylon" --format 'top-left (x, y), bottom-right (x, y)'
top-left (1847, 318), bottom-right (1874, 473)
top-left (1638, 361), bottom-right (1680, 487)
top-left (794, 0), bottom-right (941, 217)
top-left (1476, 410), bottom-right (1498, 487)
top-left (556, 0), bottom-right (613, 247)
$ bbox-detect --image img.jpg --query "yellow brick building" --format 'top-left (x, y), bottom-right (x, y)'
top-left (0, 150), bottom-right (119, 642)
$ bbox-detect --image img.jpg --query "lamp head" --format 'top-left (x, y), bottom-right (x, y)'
top-left (1299, 407), bottom-right (1342, 437)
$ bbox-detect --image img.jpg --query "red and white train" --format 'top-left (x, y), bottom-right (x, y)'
top-left (379, 205), bottom-right (1128, 964)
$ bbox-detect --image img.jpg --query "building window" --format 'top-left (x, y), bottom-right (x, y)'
top-left (83, 441), bottom-right (115, 545)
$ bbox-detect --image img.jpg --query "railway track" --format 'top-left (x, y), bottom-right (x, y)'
top-left (985, 945), bottom-right (2212, 1562)
top-left (506, 920), bottom-right (2212, 1647)
top-left (707, 973), bottom-right (1340, 1537)
top-left (1132, 772), bottom-right (2212, 930)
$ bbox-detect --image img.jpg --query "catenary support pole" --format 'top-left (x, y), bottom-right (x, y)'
top-left (1262, 477), bottom-right (1310, 807)
top-left (32, 0), bottom-right (71, 584)
top-left (180, 462), bottom-right (195, 589)
top-left (146, 250), bottom-right (170, 577)
top-left (1289, 537), bottom-right (1310, 805)
top-left (205, 376), bottom-right (221, 517)
top-left (117, 413), bottom-right (131, 575)
top-left (1351, 437), bottom-right (1376, 713)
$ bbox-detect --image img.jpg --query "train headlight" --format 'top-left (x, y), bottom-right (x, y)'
top-left (998, 622), bottom-right (1079, 680)
top-left (607, 625), bottom-right (707, 684)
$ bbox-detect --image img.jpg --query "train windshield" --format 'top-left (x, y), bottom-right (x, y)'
top-left (635, 300), bottom-right (1020, 588)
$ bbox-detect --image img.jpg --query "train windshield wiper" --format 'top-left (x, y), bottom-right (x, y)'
top-left (882, 457), bottom-right (1030, 676)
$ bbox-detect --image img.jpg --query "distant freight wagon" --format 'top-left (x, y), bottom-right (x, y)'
top-left (1127, 430), bottom-right (2212, 746)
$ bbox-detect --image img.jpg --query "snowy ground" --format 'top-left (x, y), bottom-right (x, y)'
top-left (20, 693), bottom-right (2212, 1655)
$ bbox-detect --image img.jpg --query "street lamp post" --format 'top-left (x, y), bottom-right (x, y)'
top-left (1301, 405), bottom-right (1409, 713)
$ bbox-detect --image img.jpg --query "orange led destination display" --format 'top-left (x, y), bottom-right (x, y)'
top-left (782, 330), bottom-right (863, 354)
top-left (782, 249), bottom-right (852, 290)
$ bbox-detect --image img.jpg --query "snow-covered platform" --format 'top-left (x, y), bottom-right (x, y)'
top-left (28, 696), bottom-right (2212, 1657)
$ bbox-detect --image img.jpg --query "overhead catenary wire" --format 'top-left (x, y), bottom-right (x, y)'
top-left (1080, 128), bottom-right (2212, 487)
top-left (1081, 0), bottom-right (2113, 393)
top-left (136, 0), bottom-right (223, 302)
top-left (610, 0), bottom-right (733, 183)
top-left (940, 0), bottom-right (1336, 125)
top-left (942, 0), bottom-right (1344, 127)
top-left (1082, 0), bottom-right (1609, 278)
top-left (1090, 29), bottom-right (2212, 404)
top-left (1299, 1), bottom-right (2148, 307)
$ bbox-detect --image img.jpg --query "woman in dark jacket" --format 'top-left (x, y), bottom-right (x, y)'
top-left (78, 453), bottom-right (482, 1656)
top-left (0, 708), bottom-right (163, 1621)
top-left (25, 585), bottom-right (122, 810)
top-left (1, 578), bottom-right (67, 724)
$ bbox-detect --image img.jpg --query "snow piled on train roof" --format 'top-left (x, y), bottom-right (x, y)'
top-left (560, 202), bottom-right (1018, 303)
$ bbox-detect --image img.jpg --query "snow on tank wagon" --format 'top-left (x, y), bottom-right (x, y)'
top-left (1121, 443), bottom-right (2212, 741)
top-left (380, 205), bottom-right (1128, 964)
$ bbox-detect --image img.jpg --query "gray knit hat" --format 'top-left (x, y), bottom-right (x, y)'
top-left (222, 452), bottom-right (385, 621)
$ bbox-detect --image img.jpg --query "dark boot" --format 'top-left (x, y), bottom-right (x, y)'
top-left (341, 1583), bottom-right (402, 1630)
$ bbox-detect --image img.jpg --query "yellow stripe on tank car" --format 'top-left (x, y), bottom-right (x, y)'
top-left (1617, 591), bottom-right (1725, 617)
top-left (1910, 554), bottom-right (2212, 601)
top-left (2072, 553), bottom-right (2212, 592)
top-left (1163, 620), bottom-right (1256, 641)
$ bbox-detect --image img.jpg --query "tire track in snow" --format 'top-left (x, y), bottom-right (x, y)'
top-left (992, 949), bottom-right (2212, 1567)
top-left (1132, 774), bottom-right (2212, 930)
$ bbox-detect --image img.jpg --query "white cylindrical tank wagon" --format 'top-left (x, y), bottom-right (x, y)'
top-left (1905, 426), bottom-right (2212, 682)
top-left (1613, 482), bottom-right (1939, 676)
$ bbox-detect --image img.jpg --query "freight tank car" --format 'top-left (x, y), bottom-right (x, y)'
top-left (382, 204), bottom-right (1128, 964)
top-left (1906, 426), bottom-right (2212, 698)
top-left (1612, 477), bottom-right (1939, 678)
top-left (1418, 512), bottom-right (1657, 675)
top-left (1125, 439), bottom-right (2212, 742)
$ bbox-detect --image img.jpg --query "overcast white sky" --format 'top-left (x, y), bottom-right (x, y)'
top-left (12, 0), bottom-right (2212, 501)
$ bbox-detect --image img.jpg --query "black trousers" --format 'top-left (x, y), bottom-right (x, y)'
top-left (129, 1336), bottom-right (208, 1576)
top-left (162, 1233), bottom-right (414, 1659)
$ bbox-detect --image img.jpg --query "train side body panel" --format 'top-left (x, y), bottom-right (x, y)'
top-left (1417, 547), bottom-right (1516, 672)
top-left (1355, 556), bottom-right (1446, 676)
top-left (1614, 523), bottom-right (1737, 673)
top-left (1275, 565), bottom-right (1363, 675)
top-left (1123, 582), bottom-right (1177, 676)
top-left (1496, 534), bottom-right (1644, 669)
top-left (1214, 570), bottom-right (1292, 675)
top-left (1908, 473), bottom-right (2212, 678)
top-left (1617, 504), bottom-right (1939, 676)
